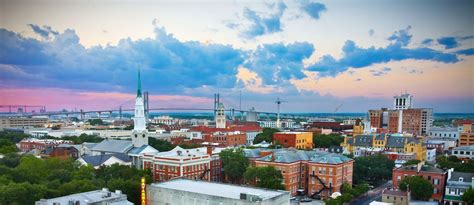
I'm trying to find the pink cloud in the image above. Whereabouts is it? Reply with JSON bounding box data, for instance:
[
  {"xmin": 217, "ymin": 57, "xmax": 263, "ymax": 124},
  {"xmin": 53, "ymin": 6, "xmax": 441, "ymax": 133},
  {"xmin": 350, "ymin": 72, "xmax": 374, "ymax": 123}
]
[{"xmin": 0, "ymin": 88, "xmax": 213, "ymax": 112}]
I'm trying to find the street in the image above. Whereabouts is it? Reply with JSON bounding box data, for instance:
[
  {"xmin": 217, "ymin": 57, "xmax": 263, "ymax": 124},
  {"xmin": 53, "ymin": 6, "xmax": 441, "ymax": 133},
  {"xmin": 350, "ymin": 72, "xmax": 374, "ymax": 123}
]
[{"xmin": 350, "ymin": 181, "xmax": 393, "ymax": 205}]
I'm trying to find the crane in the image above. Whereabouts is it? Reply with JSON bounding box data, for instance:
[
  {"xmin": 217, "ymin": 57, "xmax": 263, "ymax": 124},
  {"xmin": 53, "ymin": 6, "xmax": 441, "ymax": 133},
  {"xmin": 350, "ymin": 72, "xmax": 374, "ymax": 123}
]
[{"xmin": 275, "ymin": 97, "xmax": 287, "ymax": 128}]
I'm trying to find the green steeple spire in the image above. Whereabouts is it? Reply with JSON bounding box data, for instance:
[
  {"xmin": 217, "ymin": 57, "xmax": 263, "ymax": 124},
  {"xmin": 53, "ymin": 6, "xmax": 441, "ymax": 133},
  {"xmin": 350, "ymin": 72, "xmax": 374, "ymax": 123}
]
[{"xmin": 137, "ymin": 69, "xmax": 142, "ymax": 97}]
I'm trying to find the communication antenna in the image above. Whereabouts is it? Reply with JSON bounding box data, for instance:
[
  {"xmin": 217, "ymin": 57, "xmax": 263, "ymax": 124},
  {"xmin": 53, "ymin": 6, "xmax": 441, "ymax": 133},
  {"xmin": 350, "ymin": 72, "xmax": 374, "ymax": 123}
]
[{"xmin": 275, "ymin": 97, "xmax": 287, "ymax": 128}]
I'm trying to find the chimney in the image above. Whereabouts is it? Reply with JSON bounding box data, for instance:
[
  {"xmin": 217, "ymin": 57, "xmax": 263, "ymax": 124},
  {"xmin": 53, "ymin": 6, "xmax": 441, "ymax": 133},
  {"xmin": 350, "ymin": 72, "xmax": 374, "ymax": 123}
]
[
  {"xmin": 206, "ymin": 146, "xmax": 213, "ymax": 156},
  {"xmin": 447, "ymin": 168, "xmax": 454, "ymax": 180}
]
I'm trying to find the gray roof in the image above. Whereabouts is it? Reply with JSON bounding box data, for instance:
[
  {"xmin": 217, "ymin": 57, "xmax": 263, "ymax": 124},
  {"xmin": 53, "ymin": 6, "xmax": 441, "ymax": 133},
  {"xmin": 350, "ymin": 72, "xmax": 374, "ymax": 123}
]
[
  {"xmin": 354, "ymin": 135, "xmax": 373, "ymax": 147},
  {"xmin": 91, "ymin": 139, "xmax": 133, "ymax": 154},
  {"xmin": 375, "ymin": 134, "xmax": 386, "ymax": 141},
  {"xmin": 35, "ymin": 189, "xmax": 131, "ymax": 205},
  {"xmin": 244, "ymin": 149, "xmax": 263, "ymax": 158},
  {"xmin": 453, "ymin": 145, "xmax": 474, "ymax": 151},
  {"xmin": 128, "ymin": 145, "xmax": 155, "ymax": 155},
  {"xmin": 386, "ymin": 136, "xmax": 406, "ymax": 148},
  {"xmin": 80, "ymin": 153, "xmax": 131, "ymax": 166},
  {"xmin": 150, "ymin": 179, "xmax": 288, "ymax": 200},
  {"xmin": 256, "ymin": 149, "xmax": 352, "ymax": 165},
  {"xmin": 449, "ymin": 172, "xmax": 474, "ymax": 183},
  {"xmin": 309, "ymin": 152, "xmax": 352, "ymax": 164}
]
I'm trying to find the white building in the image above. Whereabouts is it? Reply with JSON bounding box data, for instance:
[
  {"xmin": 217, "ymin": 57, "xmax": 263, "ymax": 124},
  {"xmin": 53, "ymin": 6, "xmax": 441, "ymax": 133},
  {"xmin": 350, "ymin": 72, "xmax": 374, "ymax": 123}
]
[
  {"xmin": 146, "ymin": 179, "xmax": 290, "ymax": 205},
  {"xmin": 393, "ymin": 93, "xmax": 413, "ymax": 110},
  {"xmin": 246, "ymin": 107, "xmax": 258, "ymax": 122},
  {"xmin": 451, "ymin": 146, "xmax": 474, "ymax": 160},
  {"xmin": 152, "ymin": 115, "xmax": 178, "ymax": 125},
  {"xmin": 259, "ymin": 120, "xmax": 278, "ymax": 128},
  {"xmin": 426, "ymin": 148, "xmax": 437, "ymax": 163},
  {"xmin": 246, "ymin": 131, "xmax": 261, "ymax": 145},
  {"xmin": 444, "ymin": 169, "xmax": 474, "ymax": 204},
  {"xmin": 36, "ymin": 188, "xmax": 132, "ymax": 205},
  {"xmin": 428, "ymin": 127, "xmax": 460, "ymax": 139}
]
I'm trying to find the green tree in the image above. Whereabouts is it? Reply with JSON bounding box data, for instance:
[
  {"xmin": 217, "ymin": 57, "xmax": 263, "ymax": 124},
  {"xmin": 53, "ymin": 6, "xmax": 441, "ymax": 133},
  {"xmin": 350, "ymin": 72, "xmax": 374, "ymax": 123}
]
[
  {"xmin": 354, "ymin": 154, "xmax": 394, "ymax": 185},
  {"xmin": 148, "ymin": 138, "xmax": 175, "ymax": 151},
  {"xmin": 0, "ymin": 153, "xmax": 20, "ymax": 168},
  {"xmin": 437, "ymin": 156, "xmax": 474, "ymax": 173},
  {"xmin": 219, "ymin": 148, "xmax": 249, "ymax": 183},
  {"xmin": 403, "ymin": 159, "xmax": 421, "ymax": 166},
  {"xmin": 87, "ymin": 119, "xmax": 105, "ymax": 126},
  {"xmin": 463, "ymin": 187, "xmax": 474, "ymax": 205},
  {"xmin": 399, "ymin": 176, "xmax": 434, "ymax": 201},
  {"xmin": 244, "ymin": 166, "xmax": 285, "ymax": 190},
  {"xmin": 253, "ymin": 128, "xmax": 279, "ymax": 144},
  {"xmin": 313, "ymin": 134, "xmax": 344, "ymax": 148}
]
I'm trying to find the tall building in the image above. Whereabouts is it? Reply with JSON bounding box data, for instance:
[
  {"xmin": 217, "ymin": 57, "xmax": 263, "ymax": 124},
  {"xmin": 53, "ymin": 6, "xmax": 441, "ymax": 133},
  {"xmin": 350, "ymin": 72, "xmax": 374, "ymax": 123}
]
[
  {"xmin": 246, "ymin": 107, "xmax": 258, "ymax": 122},
  {"xmin": 215, "ymin": 102, "xmax": 226, "ymax": 128},
  {"xmin": 393, "ymin": 93, "xmax": 413, "ymax": 110},
  {"xmin": 368, "ymin": 94, "xmax": 433, "ymax": 135},
  {"xmin": 132, "ymin": 70, "xmax": 148, "ymax": 147}
]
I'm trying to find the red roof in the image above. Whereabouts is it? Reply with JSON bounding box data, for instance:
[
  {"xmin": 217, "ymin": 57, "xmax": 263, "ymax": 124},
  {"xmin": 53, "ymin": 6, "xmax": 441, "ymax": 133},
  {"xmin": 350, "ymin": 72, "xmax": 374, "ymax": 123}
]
[{"xmin": 190, "ymin": 125, "xmax": 262, "ymax": 134}]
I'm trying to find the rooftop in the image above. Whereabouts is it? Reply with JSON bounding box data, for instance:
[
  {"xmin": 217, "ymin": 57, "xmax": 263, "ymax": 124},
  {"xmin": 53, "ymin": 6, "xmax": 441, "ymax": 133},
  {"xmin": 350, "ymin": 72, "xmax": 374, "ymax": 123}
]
[
  {"xmin": 35, "ymin": 189, "xmax": 132, "ymax": 205},
  {"xmin": 80, "ymin": 153, "xmax": 131, "ymax": 166},
  {"xmin": 91, "ymin": 139, "xmax": 133, "ymax": 154},
  {"xmin": 149, "ymin": 179, "xmax": 288, "ymax": 200},
  {"xmin": 382, "ymin": 189, "xmax": 408, "ymax": 197},
  {"xmin": 452, "ymin": 145, "xmax": 474, "ymax": 151}
]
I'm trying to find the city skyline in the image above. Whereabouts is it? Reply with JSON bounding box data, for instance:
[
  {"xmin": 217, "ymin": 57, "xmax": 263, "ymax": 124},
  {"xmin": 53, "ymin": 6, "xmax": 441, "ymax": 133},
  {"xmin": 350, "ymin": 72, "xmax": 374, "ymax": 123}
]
[{"xmin": 1, "ymin": 0, "xmax": 473, "ymax": 112}]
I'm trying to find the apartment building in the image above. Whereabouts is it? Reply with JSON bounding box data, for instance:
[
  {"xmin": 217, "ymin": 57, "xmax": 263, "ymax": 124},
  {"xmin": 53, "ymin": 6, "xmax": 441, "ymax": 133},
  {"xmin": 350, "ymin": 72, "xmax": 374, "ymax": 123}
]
[
  {"xmin": 247, "ymin": 149, "xmax": 353, "ymax": 199},
  {"xmin": 142, "ymin": 146, "xmax": 223, "ymax": 182},
  {"xmin": 273, "ymin": 132, "xmax": 313, "ymax": 149}
]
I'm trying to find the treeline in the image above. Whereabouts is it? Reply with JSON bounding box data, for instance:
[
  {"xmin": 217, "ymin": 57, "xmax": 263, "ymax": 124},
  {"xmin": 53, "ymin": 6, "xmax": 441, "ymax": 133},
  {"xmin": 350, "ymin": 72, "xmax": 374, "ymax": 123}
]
[{"xmin": 0, "ymin": 154, "xmax": 151, "ymax": 204}]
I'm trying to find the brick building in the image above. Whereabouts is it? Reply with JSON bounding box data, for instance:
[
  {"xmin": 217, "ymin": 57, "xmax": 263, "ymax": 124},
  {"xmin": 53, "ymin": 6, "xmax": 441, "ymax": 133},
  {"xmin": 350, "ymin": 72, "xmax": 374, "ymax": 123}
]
[
  {"xmin": 142, "ymin": 146, "xmax": 223, "ymax": 182},
  {"xmin": 392, "ymin": 165, "xmax": 446, "ymax": 202},
  {"xmin": 203, "ymin": 131, "xmax": 247, "ymax": 147},
  {"xmin": 17, "ymin": 138, "xmax": 73, "ymax": 152},
  {"xmin": 273, "ymin": 132, "xmax": 313, "ymax": 149},
  {"xmin": 369, "ymin": 108, "xmax": 432, "ymax": 136},
  {"xmin": 246, "ymin": 149, "xmax": 353, "ymax": 199}
]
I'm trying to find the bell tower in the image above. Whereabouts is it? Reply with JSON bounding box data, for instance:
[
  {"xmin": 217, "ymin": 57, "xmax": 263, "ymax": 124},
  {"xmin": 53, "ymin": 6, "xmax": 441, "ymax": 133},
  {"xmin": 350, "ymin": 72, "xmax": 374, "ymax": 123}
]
[{"xmin": 132, "ymin": 70, "xmax": 148, "ymax": 147}]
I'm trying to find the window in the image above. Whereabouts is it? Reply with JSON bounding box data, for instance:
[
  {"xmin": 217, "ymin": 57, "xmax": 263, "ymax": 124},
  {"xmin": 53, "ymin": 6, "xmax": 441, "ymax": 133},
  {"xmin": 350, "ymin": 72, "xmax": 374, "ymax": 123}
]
[
  {"xmin": 459, "ymin": 177, "xmax": 464, "ymax": 182},
  {"xmin": 433, "ymin": 188, "xmax": 438, "ymax": 194},
  {"xmin": 434, "ymin": 178, "xmax": 439, "ymax": 185}
]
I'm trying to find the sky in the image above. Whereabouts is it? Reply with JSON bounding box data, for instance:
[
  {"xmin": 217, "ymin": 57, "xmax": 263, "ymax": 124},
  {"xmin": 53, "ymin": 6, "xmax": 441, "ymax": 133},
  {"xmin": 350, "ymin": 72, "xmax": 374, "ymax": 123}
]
[{"xmin": 0, "ymin": 0, "xmax": 473, "ymax": 113}]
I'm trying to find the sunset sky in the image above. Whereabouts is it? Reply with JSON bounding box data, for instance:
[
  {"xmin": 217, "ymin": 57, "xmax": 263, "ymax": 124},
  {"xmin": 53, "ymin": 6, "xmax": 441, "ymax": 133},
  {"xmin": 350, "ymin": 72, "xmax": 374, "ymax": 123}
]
[{"xmin": 0, "ymin": 0, "xmax": 473, "ymax": 112}]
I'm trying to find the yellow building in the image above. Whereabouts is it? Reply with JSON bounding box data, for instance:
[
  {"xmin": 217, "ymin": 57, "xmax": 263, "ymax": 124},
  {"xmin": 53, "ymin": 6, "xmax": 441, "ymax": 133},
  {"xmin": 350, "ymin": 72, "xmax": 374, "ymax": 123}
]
[
  {"xmin": 273, "ymin": 132, "xmax": 313, "ymax": 149},
  {"xmin": 341, "ymin": 134, "xmax": 427, "ymax": 161}
]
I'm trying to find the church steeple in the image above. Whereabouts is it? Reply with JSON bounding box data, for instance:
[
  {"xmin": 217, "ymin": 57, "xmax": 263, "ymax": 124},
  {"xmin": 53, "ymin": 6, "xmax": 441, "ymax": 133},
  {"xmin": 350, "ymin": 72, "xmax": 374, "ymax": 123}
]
[{"xmin": 137, "ymin": 69, "xmax": 142, "ymax": 98}]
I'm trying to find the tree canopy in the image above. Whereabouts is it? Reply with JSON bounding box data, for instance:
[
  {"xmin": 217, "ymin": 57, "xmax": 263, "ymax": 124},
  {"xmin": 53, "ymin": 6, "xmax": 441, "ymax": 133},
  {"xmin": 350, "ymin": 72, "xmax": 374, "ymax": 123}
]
[
  {"xmin": 437, "ymin": 155, "xmax": 474, "ymax": 173},
  {"xmin": 253, "ymin": 128, "xmax": 279, "ymax": 144},
  {"xmin": 313, "ymin": 134, "xmax": 344, "ymax": 148},
  {"xmin": 244, "ymin": 166, "xmax": 285, "ymax": 190},
  {"xmin": 463, "ymin": 187, "xmax": 474, "ymax": 205},
  {"xmin": 353, "ymin": 154, "xmax": 394, "ymax": 185},
  {"xmin": 0, "ymin": 154, "xmax": 151, "ymax": 204},
  {"xmin": 399, "ymin": 176, "xmax": 434, "ymax": 201},
  {"xmin": 219, "ymin": 148, "xmax": 249, "ymax": 184}
]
